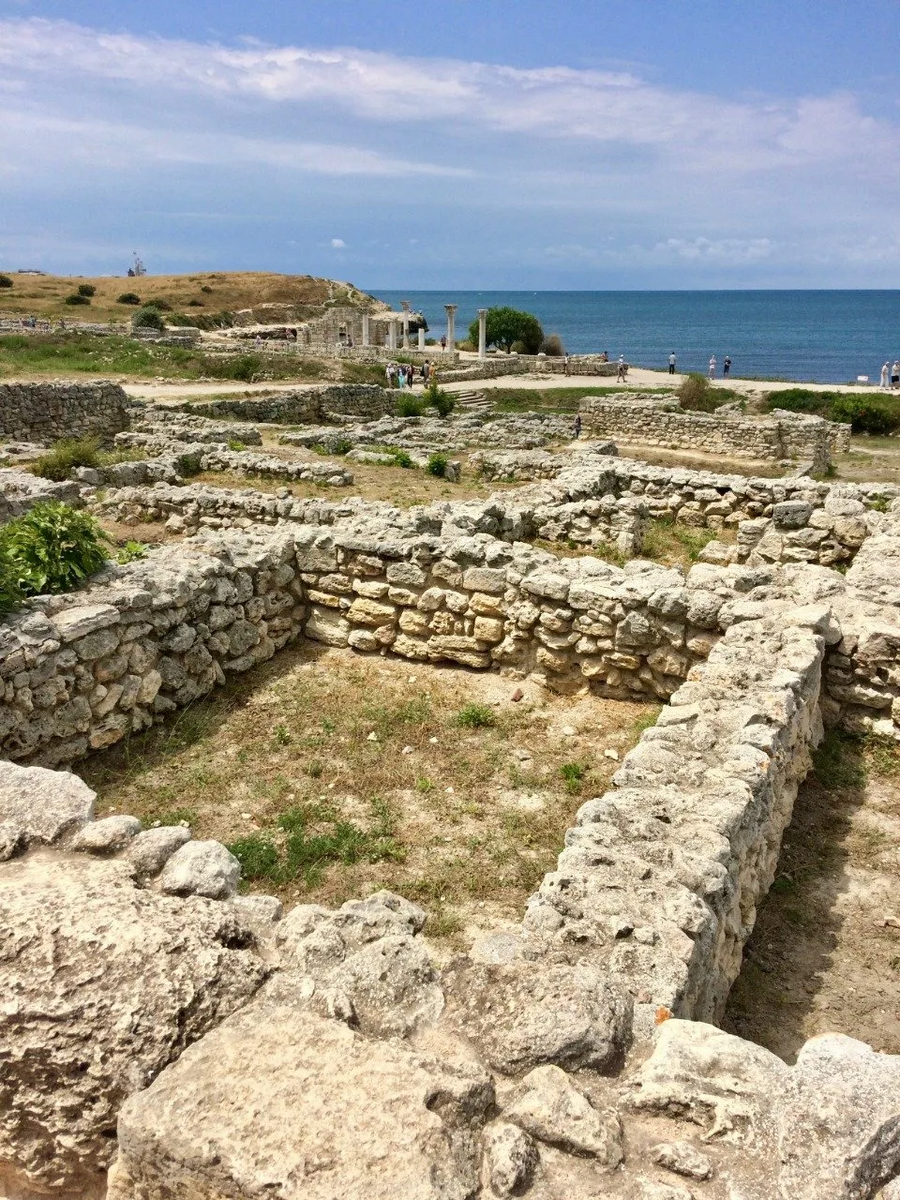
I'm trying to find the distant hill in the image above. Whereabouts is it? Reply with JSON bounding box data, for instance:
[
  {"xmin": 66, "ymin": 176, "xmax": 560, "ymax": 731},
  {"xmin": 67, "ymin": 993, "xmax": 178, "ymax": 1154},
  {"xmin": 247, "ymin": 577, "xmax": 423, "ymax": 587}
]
[{"xmin": 0, "ymin": 271, "xmax": 382, "ymax": 326}]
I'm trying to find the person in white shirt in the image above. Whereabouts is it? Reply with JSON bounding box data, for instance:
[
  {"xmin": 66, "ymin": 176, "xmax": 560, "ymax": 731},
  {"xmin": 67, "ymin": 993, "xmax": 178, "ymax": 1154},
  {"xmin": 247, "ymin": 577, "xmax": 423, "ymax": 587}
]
[
  {"xmin": 708, "ymin": 355, "xmax": 717, "ymax": 379},
  {"xmin": 880, "ymin": 362, "xmax": 890, "ymax": 389},
  {"xmin": 668, "ymin": 352, "xmax": 676, "ymax": 374}
]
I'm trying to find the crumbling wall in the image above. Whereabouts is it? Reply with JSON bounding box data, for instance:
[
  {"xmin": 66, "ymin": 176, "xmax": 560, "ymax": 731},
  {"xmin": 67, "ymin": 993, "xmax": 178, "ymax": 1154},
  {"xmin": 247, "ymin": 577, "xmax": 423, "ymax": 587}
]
[
  {"xmin": 175, "ymin": 384, "xmax": 393, "ymax": 424},
  {"xmin": 0, "ymin": 381, "xmax": 131, "ymax": 443},
  {"xmin": 580, "ymin": 396, "xmax": 845, "ymax": 469}
]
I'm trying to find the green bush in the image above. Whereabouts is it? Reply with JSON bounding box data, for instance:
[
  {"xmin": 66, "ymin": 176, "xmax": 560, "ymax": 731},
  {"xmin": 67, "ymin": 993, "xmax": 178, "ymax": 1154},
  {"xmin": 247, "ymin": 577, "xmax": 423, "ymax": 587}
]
[
  {"xmin": 830, "ymin": 396, "xmax": 900, "ymax": 435},
  {"xmin": 424, "ymin": 381, "xmax": 455, "ymax": 418},
  {"xmin": 203, "ymin": 353, "xmax": 262, "ymax": 383},
  {"xmin": 64, "ymin": 294, "xmax": 90, "ymax": 307},
  {"xmin": 117, "ymin": 292, "xmax": 141, "ymax": 305},
  {"xmin": 390, "ymin": 449, "xmax": 414, "ymax": 469},
  {"xmin": 148, "ymin": 298, "xmax": 172, "ymax": 312},
  {"xmin": 677, "ymin": 373, "xmax": 712, "ymax": 409},
  {"xmin": 0, "ymin": 502, "xmax": 109, "ymax": 599},
  {"xmin": 395, "ymin": 395, "xmax": 425, "ymax": 418},
  {"xmin": 33, "ymin": 437, "xmax": 101, "ymax": 481},
  {"xmin": 77, "ymin": 284, "xmax": 96, "ymax": 297},
  {"xmin": 132, "ymin": 305, "xmax": 165, "ymax": 331},
  {"xmin": 765, "ymin": 388, "xmax": 833, "ymax": 416},
  {"xmin": 468, "ymin": 306, "xmax": 543, "ymax": 354},
  {"xmin": 116, "ymin": 540, "xmax": 147, "ymax": 564},
  {"xmin": 0, "ymin": 274, "xmax": 13, "ymax": 289},
  {"xmin": 426, "ymin": 452, "xmax": 449, "ymax": 477}
]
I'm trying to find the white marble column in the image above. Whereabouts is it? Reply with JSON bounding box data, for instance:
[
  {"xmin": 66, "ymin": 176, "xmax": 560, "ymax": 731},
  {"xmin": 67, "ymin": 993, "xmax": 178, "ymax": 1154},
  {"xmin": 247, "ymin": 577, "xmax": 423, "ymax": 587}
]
[
  {"xmin": 361, "ymin": 313, "xmax": 371, "ymax": 348},
  {"xmin": 477, "ymin": 308, "xmax": 488, "ymax": 359},
  {"xmin": 444, "ymin": 304, "xmax": 457, "ymax": 353},
  {"xmin": 388, "ymin": 318, "xmax": 398, "ymax": 352},
  {"xmin": 417, "ymin": 327, "xmax": 425, "ymax": 351},
  {"xmin": 401, "ymin": 300, "xmax": 411, "ymax": 350}
]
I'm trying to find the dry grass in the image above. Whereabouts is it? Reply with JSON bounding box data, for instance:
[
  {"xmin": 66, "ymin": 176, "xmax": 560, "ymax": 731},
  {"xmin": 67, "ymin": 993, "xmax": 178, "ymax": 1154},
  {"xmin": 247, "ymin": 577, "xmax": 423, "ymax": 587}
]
[
  {"xmin": 0, "ymin": 271, "xmax": 371, "ymax": 324},
  {"xmin": 78, "ymin": 645, "xmax": 650, "ymax": 949}
]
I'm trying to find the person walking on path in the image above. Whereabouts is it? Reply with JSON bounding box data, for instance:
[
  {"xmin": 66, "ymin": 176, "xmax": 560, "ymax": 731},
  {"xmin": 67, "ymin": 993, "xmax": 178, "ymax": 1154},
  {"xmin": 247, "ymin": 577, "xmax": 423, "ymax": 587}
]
[
  {"xmin": 882, "ymin": 362, "xmax": 891, "ymax": 389},
  {"xmin": 723, "ymin": 355, "xmax": 732, "ymax": 377},
  {"xmin": 708, "ymin": 355, "xmax": 717, "ymax": 379},
  {"xmin": 617, "ymin": 355, "xmax": 627, "ymax": 382},
  {"xmin": 385, "ymin": 363, "xmax": 393, "ymax": 388},
  {"xmin": 573, "ymin": 414, "xmax": 582, "ymax": 438},
  {"xmin": 564, "ymin": 354, "xmax": 570, "ymax": 376},
  {"xmin": 440, "ymin": 335, "xmax": 447, "ymax": 351},
  {"xmin": 892, "ymin": 361, "xmax": 900, "ymax": 390},
  {"xmin": 668, "ymin": 352, "xmax": 676, "ymax": 374}
]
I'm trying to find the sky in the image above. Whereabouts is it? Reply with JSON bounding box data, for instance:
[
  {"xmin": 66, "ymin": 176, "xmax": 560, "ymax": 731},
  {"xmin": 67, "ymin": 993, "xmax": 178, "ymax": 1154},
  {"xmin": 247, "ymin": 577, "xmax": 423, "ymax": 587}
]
[{"xmin": 0, "ymin": 0, "xmax": 898, "ymax": 290}]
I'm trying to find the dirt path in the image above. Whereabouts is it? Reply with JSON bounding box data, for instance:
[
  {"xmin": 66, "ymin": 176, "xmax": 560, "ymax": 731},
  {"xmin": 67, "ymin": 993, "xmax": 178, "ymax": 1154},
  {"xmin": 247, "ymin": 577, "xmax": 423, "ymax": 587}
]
[{"xmin": 723, "ymin": 734, "xmax": 900, "ymax": 1062}]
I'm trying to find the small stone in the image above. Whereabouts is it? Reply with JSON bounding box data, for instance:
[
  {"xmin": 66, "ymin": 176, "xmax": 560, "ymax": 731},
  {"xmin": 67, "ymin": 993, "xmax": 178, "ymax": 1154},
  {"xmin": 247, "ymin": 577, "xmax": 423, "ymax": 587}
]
[
  {"xmin": 651, "ymin": 1141, "xmax": 713, "ymax": 1181},
  {"xmin": 159, "ymin": 840, "xmax": 241, "ymax": 900},
  {"xmin": 71, "ymin": 815, "xmax": 142, "ymax": 855},
  {"xmin": 603, "ymin": 747, "xmax": 620, "ymax": 760},
  {"xmin": 429, "ymin": 736, "xmax": 439, "ymax": 744},
  {"xmin": 401, "ymin": 745, "xmax": 414, "ymax": 755},
  {"xmin": 367, "ymin": 731, "xmax": 378, "ymax": 742},
  {"xmin": 561, "ymin": 725, "xmax": 577, "ymax": 737},
  {"xmin": 511, "ymin": 687, "xmax": 524, "ymax": 701},
  {"xmin": 482, "ymin": 1122, "xmax": 538, "ymax": 1197},
  {"xmin": 127, "ymin": 826, "xmax": 191, "ymax": 876},
  {"xmin": 507, "ymin": 1064, "xmax": 623, "ymax": 1164}
]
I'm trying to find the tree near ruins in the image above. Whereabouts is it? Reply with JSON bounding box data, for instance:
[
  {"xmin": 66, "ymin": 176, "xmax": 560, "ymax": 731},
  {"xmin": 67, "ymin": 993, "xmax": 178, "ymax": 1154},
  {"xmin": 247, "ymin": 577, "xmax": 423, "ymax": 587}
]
[{"xmin": 468, "ymin": 306, "xmax": 544, "ymax": 354}]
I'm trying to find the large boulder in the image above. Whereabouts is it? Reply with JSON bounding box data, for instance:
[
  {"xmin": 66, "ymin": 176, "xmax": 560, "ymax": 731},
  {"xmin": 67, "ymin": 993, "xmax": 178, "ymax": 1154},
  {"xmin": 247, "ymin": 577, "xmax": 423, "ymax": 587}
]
[
  {"xmin": 108, "ymin": 1004, "xmax": 494, "ymax": 1200},
  {"xmin": 0, "ymin": 851, "xmax": 269, "ymax": 1198}
]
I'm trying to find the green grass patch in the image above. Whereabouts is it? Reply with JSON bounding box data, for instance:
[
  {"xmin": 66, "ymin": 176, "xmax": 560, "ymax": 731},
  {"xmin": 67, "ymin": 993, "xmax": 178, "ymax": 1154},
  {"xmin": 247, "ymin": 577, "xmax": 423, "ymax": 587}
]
[
  {"xmin": 455, "ymin": 703, "xmax": 496, "ymax": 729},
  {"xmin": 812, "ymin": 730, "xmax": 866, "ymax": 792},
  {"xmin": 642, "ymin": 516, "xmax": 720, "ymax": 565}
]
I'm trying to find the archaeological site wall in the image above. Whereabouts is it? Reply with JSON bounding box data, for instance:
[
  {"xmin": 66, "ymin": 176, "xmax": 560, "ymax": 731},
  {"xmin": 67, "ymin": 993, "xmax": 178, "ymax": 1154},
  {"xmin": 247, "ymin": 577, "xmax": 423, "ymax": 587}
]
[
  {"xmin": 0, "ymin": 381, "xmax": 131, "ymax": 443},
  {"xmin": 175, "ymin": 383, "xmax": 393, "ymax": 424},
  {"xmin": 580, "ymin": 395, "xmax": 848, "ymax": 469},
  {"xmin": 1, "ymin": 392, "xmax": 900, "ymax": 1199}
]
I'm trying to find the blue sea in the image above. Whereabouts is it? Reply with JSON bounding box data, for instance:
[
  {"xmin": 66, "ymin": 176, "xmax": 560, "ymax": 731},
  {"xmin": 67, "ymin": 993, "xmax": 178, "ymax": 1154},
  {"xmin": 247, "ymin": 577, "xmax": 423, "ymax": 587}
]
[{"xmin": 370, "ymin": 290, "xmax": 900, "ymax": 386}]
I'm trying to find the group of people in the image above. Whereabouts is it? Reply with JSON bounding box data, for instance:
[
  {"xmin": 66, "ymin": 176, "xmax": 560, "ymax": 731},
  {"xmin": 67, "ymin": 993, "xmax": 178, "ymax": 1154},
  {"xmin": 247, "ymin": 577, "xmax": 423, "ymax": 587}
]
[
  {"xmin": 880, "ymin": 362, "xmax": 900, "ymax": 390},
  {"xmin": 707, "ymin": 354, "xmax": 732, "ymax": 379},
  {"xmin": 385, "ymin": 361, "xmax": 436, "ymax": 389}
]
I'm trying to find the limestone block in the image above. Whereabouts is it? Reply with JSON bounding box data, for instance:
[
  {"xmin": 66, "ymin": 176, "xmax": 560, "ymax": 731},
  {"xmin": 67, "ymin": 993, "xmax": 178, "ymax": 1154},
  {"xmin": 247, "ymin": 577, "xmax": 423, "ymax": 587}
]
[
  {"xmin": 127, "ymin": 825, "xmax": 192, "ymax": 877},
  {"xmin": 0, "ymin": 852, "xmax": 267, "ymax": 1197},
  {"xmin": 71, "ymin": 814, "xmax": 141, "ymax": 854},
  {"xmin": 348, "ymin": 597, "xmax": 397, "ymax": 627},
  {"xmin": 506, "ymin": 1065, "xmax": 622, "ymax": 1165},
  {"xmin": 159, "ymin": 840, "xmax": 241, "ymax": 900},
  {"xmin": 442, "ymin": 958, "xmax": 632, "ymax": 1075},
  {"xmin": 0, "ymin": 760, "xmax": 94, "ymax": 844},
  {"xmin": 481, "ymin": 1122, "xmax": 538, "ymax": 1198},
  {"xmin": 109, "ymin": 1006, "xmax": 493, "ymax": 1200},
  {"xmin": 473, "ymin": 616, "xmax": 504, "ymax": 643},
  {"xmin": 305, "ymin": 607, "xmax": 350, "ymax": 647}
]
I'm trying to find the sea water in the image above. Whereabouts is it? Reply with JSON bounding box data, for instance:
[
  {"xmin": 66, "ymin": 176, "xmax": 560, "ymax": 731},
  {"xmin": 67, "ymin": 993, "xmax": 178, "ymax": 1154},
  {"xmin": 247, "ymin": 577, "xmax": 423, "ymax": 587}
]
[{"xmin": 370, "ymin": 290, "xmax": 900, "ymax": 386}]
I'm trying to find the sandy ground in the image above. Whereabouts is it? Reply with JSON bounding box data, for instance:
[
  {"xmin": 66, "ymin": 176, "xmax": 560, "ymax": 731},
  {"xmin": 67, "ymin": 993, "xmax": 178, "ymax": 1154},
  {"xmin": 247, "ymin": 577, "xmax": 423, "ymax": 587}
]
[{"xmin": 120, "ymin": 367, "xmax": 886, "ymax": 403}]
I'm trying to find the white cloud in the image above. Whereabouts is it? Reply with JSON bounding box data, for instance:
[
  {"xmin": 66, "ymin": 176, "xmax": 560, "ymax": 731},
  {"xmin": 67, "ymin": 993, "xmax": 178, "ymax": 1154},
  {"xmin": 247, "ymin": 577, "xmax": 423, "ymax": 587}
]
[{"xmin": 330, "ymin": 238, "xmax": 346, "ymax": 249}]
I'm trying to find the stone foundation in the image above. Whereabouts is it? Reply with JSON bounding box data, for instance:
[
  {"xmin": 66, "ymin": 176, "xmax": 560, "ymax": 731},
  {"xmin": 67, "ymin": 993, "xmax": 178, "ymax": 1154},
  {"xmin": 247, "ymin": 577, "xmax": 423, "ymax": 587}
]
[{"xmin": 0, "ymin": 381, "xmax": 131, "ymax": 443}]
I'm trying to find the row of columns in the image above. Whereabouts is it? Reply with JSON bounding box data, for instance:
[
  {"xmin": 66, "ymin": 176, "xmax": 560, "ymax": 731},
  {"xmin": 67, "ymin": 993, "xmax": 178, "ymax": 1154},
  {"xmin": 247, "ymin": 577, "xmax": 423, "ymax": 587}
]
[{"xmin": 357, "ymin": 303, "xmax": 487, "ymax": 359}]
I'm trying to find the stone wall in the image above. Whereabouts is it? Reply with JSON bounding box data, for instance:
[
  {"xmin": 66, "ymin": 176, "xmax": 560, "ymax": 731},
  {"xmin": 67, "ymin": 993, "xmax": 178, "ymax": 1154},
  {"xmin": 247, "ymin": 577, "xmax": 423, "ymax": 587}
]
[
  {"xmin": 580, "ymin": 396, "xmax": 846, "ymax": 470},
  {"xmin": 175, "ymin": 384, "xmax": 393, "ymax": 425},
  {"xmin": 0, "ymin": 381, "xmax": 131, "ymax": 444}
]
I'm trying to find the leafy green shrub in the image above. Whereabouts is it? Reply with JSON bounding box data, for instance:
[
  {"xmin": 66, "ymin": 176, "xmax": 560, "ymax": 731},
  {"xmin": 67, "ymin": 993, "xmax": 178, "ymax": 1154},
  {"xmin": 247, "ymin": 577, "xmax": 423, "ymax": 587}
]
[
  {"xmin": 132, "ymin": 305, "xmax": 165, "ymax": 331},
  {"xmin": 203, "ymin": 353, "xmax": 262, "ymax": 383},
  {"xmin": 541, "ymin": 333, "xmax": 566, "ymax": 356},
  {"xmin": 116, "ymin": 540, "xmax": 147, "ymax": 564},
  {"xmin": 829, "ymin": 396, "xmax": 900, "ymax": 435},
  {"xmin": 455, "ymin": 703, "xmax": 496, "ymax": 729},
  {"xmin": 395, "ymin": 395, "xmax": 425, "ymax": 418},
  {"xmin": 0, "ymin": 502, "xmax": 109, "ymax": 597},
  {"xmin": 227, "ymin": 439, "xmax": 247, "ymax": 452},
  {"xmin": 117, "ymin": 292, "xmax": 141, "ymax": 305},
  {"xmin": 456, "ymin": 339, "xmax": 475, "ymax": 352},
  {"xmin": 0, "ymin": 274, "xmax": 12, "ymax": 289},
  {"xmin": 33, "ymin": 437, "xmax": 101, "ymax": 481},
  {"xmin": 468, "ymin": 307, "xmax": 543, "ymax": 354},
  {"xmin": 560, "ymin": 761, "xmax": 588, "ymax": 793},
  {"xmin": 426, "ymin": 452, "xmax": 449, "ymax": 478},
  {"xmin": 765, "ymin": 388, "xmax": 833, "ymax": 416},
  {"xmin": 390, "ymin": 448, "xmax": 414, "ymax": 469},
  {"xmin": 424, "ymin": 380, "xmax": 455, "ymax": 418},
  {"xmin": 77, "ymin": 284, "xmax": 96, "ymax": 297},
  {"xmin": 64, "ymin": 294, "xmax": 90, "ymax": 307}
]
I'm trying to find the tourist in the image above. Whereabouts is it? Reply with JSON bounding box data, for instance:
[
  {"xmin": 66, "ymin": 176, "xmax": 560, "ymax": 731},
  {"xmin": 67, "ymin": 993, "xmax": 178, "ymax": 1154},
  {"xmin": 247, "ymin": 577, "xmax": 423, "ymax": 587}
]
[
  {"xmin": 440, "ymin": 335, "xmax": 447, "ymax": 351},
  {"xmin": 254, "ymin": 336, "xmax": 262, "ymax": 350},
  {"xmin": 564, "ymin": 355, "xmax": 570, "ymax": 376},
  {"xmin": 573, "ymin": 414, "xmax": 582, "ymax": 438},
  {"xmin": 723, "ymin": 355, "xmax": 732, "ymax": 377},
  {"xmin": 429, "ymin": 363, "xmax": 437, "ymax": 383},
  {"xmin": 398, "ymin": 365, "xmax": 406, "ymax": 390},
  {"xmin": 708, "ymin": 355, "xmax": 717, "ymax": 379},
  {"xmin": 881, "ymin": 362, "xmax": 890, "ymax": 389},
  {"xmin": 406, "ymin": 364, "xmax": 415, "ymax": 388},
  {"xmin": 892, "ymin": 361, "xmax": 900, "ymax": 390},
  {"xmin": 616, "ymin": 355, "xmax": 627, "ymax": 382},
  {"xmin": 668, "ymin": 352, "xmax": 676, "ymax": 374},
  {"xmin": 421, "ymin": 360, "xmax": 429, "ymax": 381},
  {"xmin": 385, "ymin": 363, "xmax": 393, "ymax": 388},
  {"xmin": 600, "ymin": 350, "xmax": 609, "ymax": 362}
]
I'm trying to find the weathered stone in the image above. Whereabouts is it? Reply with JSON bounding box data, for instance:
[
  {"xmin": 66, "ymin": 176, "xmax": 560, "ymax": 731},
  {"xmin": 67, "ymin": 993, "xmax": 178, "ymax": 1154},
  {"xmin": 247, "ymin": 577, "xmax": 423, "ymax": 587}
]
[
  {"xmin": 71, "ymin": 813, "xmax": 141, "ymax": 854},
  {"xmin": 506, "ymin": 1065, "xmax": 623, "ymax": 1164},
  {"xmin": 0, "ymin": 760, "xmax": 94, "ymax": 843},
  {"xmin": 126, "ymin": 825, "xmax": 192, "ymax": 876},
  {"xmin": 481, "ymin": 1122, "xmax": 538, "ymax": 1197},
  {"xmin": 159, "ymin": 839, "xmax": 241, "ymax": 900},
  {"xmin": 0, "ymin": 852, "xmax": 267, "ymax": 1196},
  {"xmin": 650, "ymin": 1141, "xmax": 712, "ymax": 1180},
  {"xmin": 109, "ymin": 1005, "xmax": 493, "ymax": 1200}
]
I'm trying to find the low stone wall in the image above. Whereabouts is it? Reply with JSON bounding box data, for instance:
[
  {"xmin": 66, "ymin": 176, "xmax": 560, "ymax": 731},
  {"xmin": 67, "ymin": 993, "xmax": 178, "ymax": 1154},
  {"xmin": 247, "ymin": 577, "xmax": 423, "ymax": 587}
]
[
  {"xmin": 281, "ymin": 411, "xmax": 582, "ymax": 453},
  {"xmin": 175, "ymin": 384, "xmax": 393, "ymax": 425},
  {"xmin": 580, "ymin": 396, "xmax": 846, "ymax": 470},
  {"xmin": 0, "ymin": 468, "xmax": 82, "ymax": 521},
  {"xmin": 0, "ymin": 381, "xmax": 131, "ymax": 444}
]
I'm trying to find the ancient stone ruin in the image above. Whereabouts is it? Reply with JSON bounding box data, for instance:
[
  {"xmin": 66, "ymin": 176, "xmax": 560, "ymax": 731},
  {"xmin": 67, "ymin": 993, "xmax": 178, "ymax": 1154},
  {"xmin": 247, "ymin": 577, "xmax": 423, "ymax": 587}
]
[{"xmin": 0, "ymin": 380, "xmax": 898, "ymax": 1199}]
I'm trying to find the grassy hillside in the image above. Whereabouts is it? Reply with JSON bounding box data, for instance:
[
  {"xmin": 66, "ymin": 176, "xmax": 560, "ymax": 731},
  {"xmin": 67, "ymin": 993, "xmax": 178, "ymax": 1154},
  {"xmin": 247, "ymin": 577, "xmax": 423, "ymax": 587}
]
[{"xmin": 0, "ymin": 271, "xmax": 378, "ymax": 325}]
